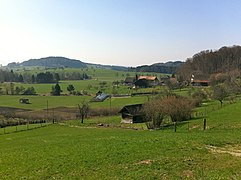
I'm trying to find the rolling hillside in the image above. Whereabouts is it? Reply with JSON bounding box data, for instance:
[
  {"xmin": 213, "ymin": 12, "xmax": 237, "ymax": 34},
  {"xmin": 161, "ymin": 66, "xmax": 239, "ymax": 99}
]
[{"xmin": 7, "ymin": 56, "xmax": 128, "ymax": 71}]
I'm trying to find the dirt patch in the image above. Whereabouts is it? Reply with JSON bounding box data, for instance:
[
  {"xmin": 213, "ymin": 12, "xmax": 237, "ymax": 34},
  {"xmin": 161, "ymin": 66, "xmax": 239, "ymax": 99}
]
[
  {"xmin": 0, "ymin": 106, "xmax": 31, "ymax": 113},
  {"xmin": 182, "ymin": 170, "xmax": 194, "ymax": 178},
  {"xmin": 191, "ymin": 124, "xmax": 200, "ymax": 129},
  {"xmin": 135, "ymin": 159, "xmax": 152, "ymax": 165},
  {"xmin": 206, "ymin": 145, "xmax": 241, "ymax": 157}
]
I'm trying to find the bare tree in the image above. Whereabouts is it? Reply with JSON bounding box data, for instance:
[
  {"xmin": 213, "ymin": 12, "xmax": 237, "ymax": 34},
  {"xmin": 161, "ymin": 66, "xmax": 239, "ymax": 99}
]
[
  {"xmin": 162, "ymin": 96, "xmax": 193, "ymax": 122},
  {"xmin": 78, "ymin": 100, "xmax": 90, "ymax": 123},
  {"xmin": 143, "ymin": 98, "xmax": 165, "ymax": 129}
]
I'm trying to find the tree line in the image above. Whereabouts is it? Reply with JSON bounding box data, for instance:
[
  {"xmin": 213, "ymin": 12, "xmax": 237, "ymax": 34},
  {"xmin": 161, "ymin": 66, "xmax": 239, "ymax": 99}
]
[
  {"xmin": 0, "ymin": 83, "xmax": 36, "ymax": 95},
  {"xmin": 0, "ymin": 70, "xmax": 91, "ymax": 83}
]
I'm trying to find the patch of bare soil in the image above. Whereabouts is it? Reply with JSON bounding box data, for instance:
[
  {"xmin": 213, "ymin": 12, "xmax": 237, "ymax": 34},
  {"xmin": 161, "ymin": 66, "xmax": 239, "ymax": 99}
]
[
  {"xmin": 206, "ymin": 145, "xmax": 241, "ymax": 157},
  {"xmin": 191, "ymin": 124, "xmax": 200, "ymax": 129},
  {"xmin": 182, "ymin": 170, "xmax": 194, "ymax": 178},
  {"xmin": 17, "ymin": 108, "xmax": 77, "ymax": 120},
  {"xmin": 0, "ymin": 106, "xmax": 31, "ymax": 113},
  {"xmin": 135, "ymin": 159, "xmax": 153, "ymax": 165}
]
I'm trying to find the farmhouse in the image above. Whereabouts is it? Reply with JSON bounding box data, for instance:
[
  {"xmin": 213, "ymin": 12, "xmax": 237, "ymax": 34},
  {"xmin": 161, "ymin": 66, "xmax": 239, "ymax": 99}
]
[
  {"xmin": 134, "ymin": 76, "xmax": 159, "ymax": 88},
  {"xmin": 119, "ymin": 104, "xmax": 145, "ymax": 123}
]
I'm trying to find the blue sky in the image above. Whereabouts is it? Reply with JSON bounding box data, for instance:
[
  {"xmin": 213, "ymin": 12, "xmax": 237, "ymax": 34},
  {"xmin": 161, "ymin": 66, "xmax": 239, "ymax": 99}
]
[{"xmin": 1, "ymin": 0, "xmax": 241, "ymax": 66}]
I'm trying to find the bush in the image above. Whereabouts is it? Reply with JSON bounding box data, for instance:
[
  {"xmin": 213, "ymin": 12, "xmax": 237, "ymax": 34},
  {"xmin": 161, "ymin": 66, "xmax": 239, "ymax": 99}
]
[
  {"xmin": 162, "ymin": 96, "xmax": 194, "ymax": 122},
  {"xmin": 191, "ymin": 90, "xmax": 208, "ymax": 107},
  {"xmin": 143, "ymin": 99, "xmax": 165, "ymax": 129}
]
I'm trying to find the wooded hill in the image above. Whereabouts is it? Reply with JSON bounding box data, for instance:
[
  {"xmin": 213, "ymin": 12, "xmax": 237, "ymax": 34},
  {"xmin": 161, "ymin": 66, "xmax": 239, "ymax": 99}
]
[
  {"xmin": 7, "ymin": 56, "xmax": 128, "ymax": 71},
  {"xmin": 128, "ymin": 61, "xmax": 183, "ymax": 74},
  {"xmin": 177, "ymin": 45, "xmax": 241, "ymax": 81},
  {"xmin": 8, "ymin": 57, "xmax": 87, "ymax": 68}
]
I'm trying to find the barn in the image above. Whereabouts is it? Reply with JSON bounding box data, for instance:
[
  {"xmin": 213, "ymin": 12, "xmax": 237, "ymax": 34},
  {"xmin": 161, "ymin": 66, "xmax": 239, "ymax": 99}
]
[{"xmin": 119, "ymin": 104, "xmax": 145, "ymax": 123}]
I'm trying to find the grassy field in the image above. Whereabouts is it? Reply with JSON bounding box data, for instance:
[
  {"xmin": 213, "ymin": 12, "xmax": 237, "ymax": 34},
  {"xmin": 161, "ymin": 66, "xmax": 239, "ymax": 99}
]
[
  {"xmin": 8, "ymin": 66, "xmax": 166, "ymax": 95},
  {"xmin": 14, "ymin": 67, "xmax": 163, "ymax": 81},
  {"xmin": 1, "ymin": 99, "xmax": 241, "ymax": 179},
  {"xmin": 13, "ymin": 80, "xmax": 161, "ymax": 95},
  {"xmin": 0, "ymin": 95, "xmax": 147, "ymax": 110},
  {"xmin": 1, "ymin": 67, "xmax": 240, "ymax": 178}
]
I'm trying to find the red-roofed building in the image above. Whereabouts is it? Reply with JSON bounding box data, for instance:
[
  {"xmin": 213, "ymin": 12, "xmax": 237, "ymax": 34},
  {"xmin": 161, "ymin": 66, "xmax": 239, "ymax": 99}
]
[{"xmin": 191, "ymin": 80, "xmax": 209, "ymax": 86}]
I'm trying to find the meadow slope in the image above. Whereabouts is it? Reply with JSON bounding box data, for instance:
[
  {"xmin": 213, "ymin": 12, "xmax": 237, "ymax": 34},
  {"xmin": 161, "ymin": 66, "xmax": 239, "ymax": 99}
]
[{"xmin": 1, "ymin": 100, "xmax": 241, "ymax": 179}]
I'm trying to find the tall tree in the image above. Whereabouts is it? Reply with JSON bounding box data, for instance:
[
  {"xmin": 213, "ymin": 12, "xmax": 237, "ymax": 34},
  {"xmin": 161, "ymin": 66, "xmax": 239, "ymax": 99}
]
[{"xmin": 51, "ymin": 83, "xmax": 62, "ymax": 96}]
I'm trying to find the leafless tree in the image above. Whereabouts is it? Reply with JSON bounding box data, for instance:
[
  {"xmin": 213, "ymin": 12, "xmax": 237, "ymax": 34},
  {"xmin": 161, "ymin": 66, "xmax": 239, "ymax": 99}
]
[{"xmin": 78, "ymin": 100, "xmax": 90, "ymax": 123}]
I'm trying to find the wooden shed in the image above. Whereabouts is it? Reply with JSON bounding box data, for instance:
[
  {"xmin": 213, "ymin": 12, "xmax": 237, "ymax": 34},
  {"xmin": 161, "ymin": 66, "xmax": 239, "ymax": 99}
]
[{"xmin": 119, "ymin": 104, "xmax": 145, "ymax": 123}]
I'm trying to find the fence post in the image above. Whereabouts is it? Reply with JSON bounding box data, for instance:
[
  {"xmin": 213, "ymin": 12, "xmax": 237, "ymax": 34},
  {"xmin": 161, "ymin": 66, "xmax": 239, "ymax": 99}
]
[
  {"xmin": 203, "ymin": 118, "xmax": 207, "ymax": 130},
  {"xmin": 174, "ymin": 122, "xmax": 177, "ymax": 132}
]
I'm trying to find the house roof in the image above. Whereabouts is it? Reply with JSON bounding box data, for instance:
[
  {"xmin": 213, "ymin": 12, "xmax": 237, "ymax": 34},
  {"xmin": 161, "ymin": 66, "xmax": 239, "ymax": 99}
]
[
  {"xmin": 119, "ymin": 104, "xmax": 143, "ymax": 115},
  {"xmin": 92, "ymin": 93, "xmax": 110, "ymax": 102},
  {"xmin": 138, "ymin": 76, "xmax": 158, "ymax": 81}
]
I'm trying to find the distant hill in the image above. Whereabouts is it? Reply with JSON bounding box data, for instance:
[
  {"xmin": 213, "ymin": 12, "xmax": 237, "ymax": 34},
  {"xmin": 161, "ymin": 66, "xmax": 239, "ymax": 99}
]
[
  {"xmin": 6, "ymin": 56, "xmax": 183, "ymax": 73},
  {"xmin": 129, "ymin": 61, "xmax": 184, "ymax": 74},
  {"xmin": 7, "ymin": 56, "xmax": 128, "ymax": 71},
  {"xmin": 8, "ymin": 57, "xmax": 87, "ymax": 68}
]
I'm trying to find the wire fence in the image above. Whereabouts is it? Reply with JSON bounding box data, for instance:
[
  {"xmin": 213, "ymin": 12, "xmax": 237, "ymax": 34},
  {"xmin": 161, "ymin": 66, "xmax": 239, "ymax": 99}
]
[{"xmin": 0, "ymin": 123, "xmax": 51, "ymax": 135}]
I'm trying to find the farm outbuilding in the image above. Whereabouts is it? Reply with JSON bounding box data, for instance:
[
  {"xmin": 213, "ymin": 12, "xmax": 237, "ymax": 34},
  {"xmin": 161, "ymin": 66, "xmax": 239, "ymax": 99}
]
[
  {"xmin": 191, "ymin": 80, "xmax": 209, "ymax": 86},
  {"xmin": 91, "ymin": 92, "xmax": 110, "ymax": 102},
  {"xmin": 119, "ymin": 104, "xmax": 145, "ymax": 123}
]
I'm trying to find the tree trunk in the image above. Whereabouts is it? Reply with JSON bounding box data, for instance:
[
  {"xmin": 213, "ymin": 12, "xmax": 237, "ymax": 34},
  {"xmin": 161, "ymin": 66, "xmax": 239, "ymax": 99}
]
[
  {"xmin": 220, "ymin": 100, "xmax": 223, "ymax": 108},
  {"xmin": 81, "ymin": 115, "xmax": 84, "ymax": 123}
]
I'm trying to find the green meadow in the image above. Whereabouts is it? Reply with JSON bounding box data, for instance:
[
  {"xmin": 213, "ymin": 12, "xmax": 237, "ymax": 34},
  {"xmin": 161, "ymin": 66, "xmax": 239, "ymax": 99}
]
[
  {"xmin": 14, "ymin": 80, "xmax": 157, "ymax": 95},
  {"xmin": 1, "ymin": 100, "xmax": 241, "ymax": 179},
  {"xmin": 9, "ymin": 67, "xmax": 166, "ymax": 96},
  {"xmin": 0, "ymin": 95, "xmax": 147, "ymax": 110},
  {"xmin": 1, "ymin": 68, "xmax": 241, "ymax": 179}
]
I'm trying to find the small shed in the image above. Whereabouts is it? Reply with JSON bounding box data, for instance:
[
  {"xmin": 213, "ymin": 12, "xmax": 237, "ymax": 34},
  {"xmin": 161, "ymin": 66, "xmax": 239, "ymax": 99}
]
[
  {"xmin": 119, "ymin": 104, "xmax": 145, "ymax": 123},
  {"xmin": 19, "ymin": 98, "xmax": 30, "ymax": 104}
]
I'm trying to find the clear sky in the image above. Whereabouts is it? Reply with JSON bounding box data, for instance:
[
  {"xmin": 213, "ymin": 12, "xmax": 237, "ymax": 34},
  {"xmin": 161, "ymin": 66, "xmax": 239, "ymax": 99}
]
[{"xmin": 1, "ymin": 0, "xmax": 241, "ymax": 67}]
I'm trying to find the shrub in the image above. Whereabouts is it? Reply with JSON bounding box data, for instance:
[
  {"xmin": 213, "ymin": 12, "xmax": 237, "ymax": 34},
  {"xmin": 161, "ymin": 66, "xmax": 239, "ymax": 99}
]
[
  {"xmin": 162, "ymin": 96, "xmax": 194, "ymax": 122},
  {"xmin": 143, "ymin": 99, "xmax": 165, "ymax": 129},
  {"xmin": 191, "ymin": 90, "xmax": 208, "ymax": 107}
]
